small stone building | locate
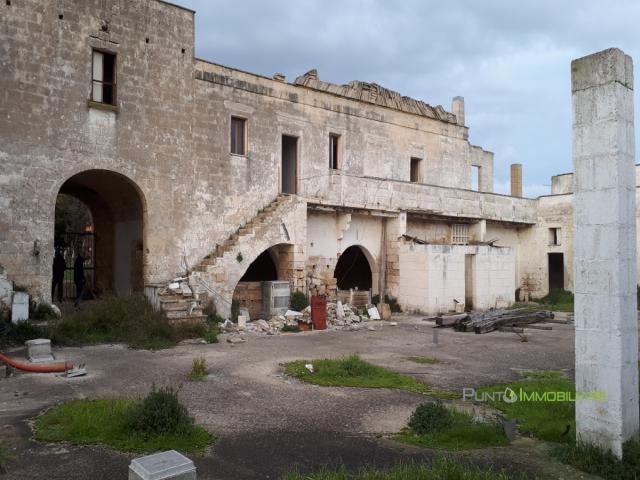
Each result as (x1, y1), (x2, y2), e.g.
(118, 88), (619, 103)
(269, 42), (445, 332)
(0, 0), (584, 318)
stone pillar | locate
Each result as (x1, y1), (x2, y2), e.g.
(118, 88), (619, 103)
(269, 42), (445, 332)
(510, 164), (522, 197)
(452, 96), (465, 126)
(572, 48), (638, 458)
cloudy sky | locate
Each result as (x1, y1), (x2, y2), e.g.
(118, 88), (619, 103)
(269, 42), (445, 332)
(178, 0), (639, 198)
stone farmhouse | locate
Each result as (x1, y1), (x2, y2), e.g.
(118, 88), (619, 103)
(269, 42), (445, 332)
(0, 0), (613, 320)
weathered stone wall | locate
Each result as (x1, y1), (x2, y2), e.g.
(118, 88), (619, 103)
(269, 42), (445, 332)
(0, 0), (196, 299)
(314, 174), (537, 224)
(232, 281), (263, 319)
(305, 211), (381, 299)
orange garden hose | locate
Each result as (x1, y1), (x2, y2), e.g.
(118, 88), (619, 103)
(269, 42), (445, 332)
(0, 352), (72, 373)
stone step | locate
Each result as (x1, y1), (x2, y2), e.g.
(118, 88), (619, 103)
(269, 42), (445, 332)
(159, 294), (193, 302)
(168, 315), (208, 327)
(166, 308), (204, 319)
(161, 301), (200, 312)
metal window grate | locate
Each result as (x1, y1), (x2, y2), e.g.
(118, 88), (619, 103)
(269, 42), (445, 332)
(452, 224), (469, 245)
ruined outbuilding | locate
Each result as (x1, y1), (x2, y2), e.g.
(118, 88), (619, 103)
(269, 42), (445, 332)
(0, 0), (602, 318)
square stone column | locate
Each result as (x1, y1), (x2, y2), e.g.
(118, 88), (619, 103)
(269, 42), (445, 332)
(572, 48), (639, 458)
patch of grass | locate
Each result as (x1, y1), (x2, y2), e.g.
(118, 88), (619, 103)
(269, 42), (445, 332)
(553, 439), (640, 480)
(35, 394), (212, 453)
(479, 371), (575, 443)
(187, 357), (207, 381)
(533, 289), (574, 312)
(203, 327), (218, 344)
(284, 355), (456, 398)
(126, 386), (195, 438)
(395, 402), (508, 451)
(407, 402), (454, 434)
(50, 295), (206, 349)
(281, 457), (522, 480)
(0, 319), (49, 347)
(406, 356), (440, 365)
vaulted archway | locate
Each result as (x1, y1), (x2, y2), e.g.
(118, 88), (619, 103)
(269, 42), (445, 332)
(53, 169), (145, 300)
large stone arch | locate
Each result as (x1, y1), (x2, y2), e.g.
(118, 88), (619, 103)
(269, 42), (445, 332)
(231, 243), (295, 318)
(334, 244), (379, 294)
(53, 169), (147, 299)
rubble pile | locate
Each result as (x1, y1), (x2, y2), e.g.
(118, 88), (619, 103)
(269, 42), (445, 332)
(326, 301), (363, 327)
(218, 301), (385, 339)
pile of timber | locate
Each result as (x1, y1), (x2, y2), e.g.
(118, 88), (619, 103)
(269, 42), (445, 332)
(431, 308), (554, 334)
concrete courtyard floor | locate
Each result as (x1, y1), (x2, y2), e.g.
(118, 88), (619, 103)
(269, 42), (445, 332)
(0, 314), (597, 479)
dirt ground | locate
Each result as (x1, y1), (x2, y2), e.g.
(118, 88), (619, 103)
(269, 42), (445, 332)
(0, 313), (597, 479)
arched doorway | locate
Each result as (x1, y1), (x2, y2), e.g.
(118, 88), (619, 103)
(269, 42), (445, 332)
(239, 250), (278, 282)
(232, 244), (292, 319)
(334, 245), (373, 291)
(53, 170), (145, 300)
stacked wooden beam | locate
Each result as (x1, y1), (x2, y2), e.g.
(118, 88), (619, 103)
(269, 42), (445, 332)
(430, 309), (554, 334)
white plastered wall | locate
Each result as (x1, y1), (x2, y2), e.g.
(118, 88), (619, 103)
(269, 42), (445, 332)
(398, 243), (515, 314)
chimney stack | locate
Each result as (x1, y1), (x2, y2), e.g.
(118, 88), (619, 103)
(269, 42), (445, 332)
(510, 163), (523, 197)
(452, 96), (465, 126)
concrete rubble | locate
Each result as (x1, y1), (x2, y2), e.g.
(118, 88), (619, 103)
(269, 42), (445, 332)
(217, 301), (389, 339)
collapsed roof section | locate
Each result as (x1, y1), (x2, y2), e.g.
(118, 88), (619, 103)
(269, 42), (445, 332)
(294, 69), (457, 124)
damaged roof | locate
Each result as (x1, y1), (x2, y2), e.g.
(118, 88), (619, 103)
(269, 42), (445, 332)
(294, 69), (457, 124)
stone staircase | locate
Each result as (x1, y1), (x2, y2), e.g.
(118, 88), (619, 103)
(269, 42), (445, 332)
(152, 194), (304, 323)
(192, 194), (293, 275)
(189, 193), (306, 317)
(156, 283), (207, 325)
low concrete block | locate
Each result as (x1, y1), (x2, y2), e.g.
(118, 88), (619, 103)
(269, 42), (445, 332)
(25, 338), (55, 363)
(129, 450), (196, 480)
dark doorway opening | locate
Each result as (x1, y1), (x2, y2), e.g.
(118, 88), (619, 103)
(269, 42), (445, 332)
(282, 135), (297, 194)
(464, 254), (475, 310)
(334, 246), (372, 290)
(54, 170), (145, 301)
(240, 250), (278, 282)
(548, 253), (564, 291)
(53, 195), (95, 301)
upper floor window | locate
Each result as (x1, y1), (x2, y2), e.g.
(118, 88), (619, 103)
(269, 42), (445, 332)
(549, 227), (561, 246)
(91, 49), (116, 105)
(471, 165), (480, 191)
(410, 157), (422, 183)
(230, 116), (247, 155)
(329, 133), (340, 169)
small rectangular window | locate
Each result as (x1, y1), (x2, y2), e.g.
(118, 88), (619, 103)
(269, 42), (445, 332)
(91, 49), (116, 105)
(452, 224), (469, 245)
(471, 165), (480, 191)
(549, 227), (560, 246)
(410, 157), (422, 183)
(230, 117), (247, 155)
(329, 133), (340, 170)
